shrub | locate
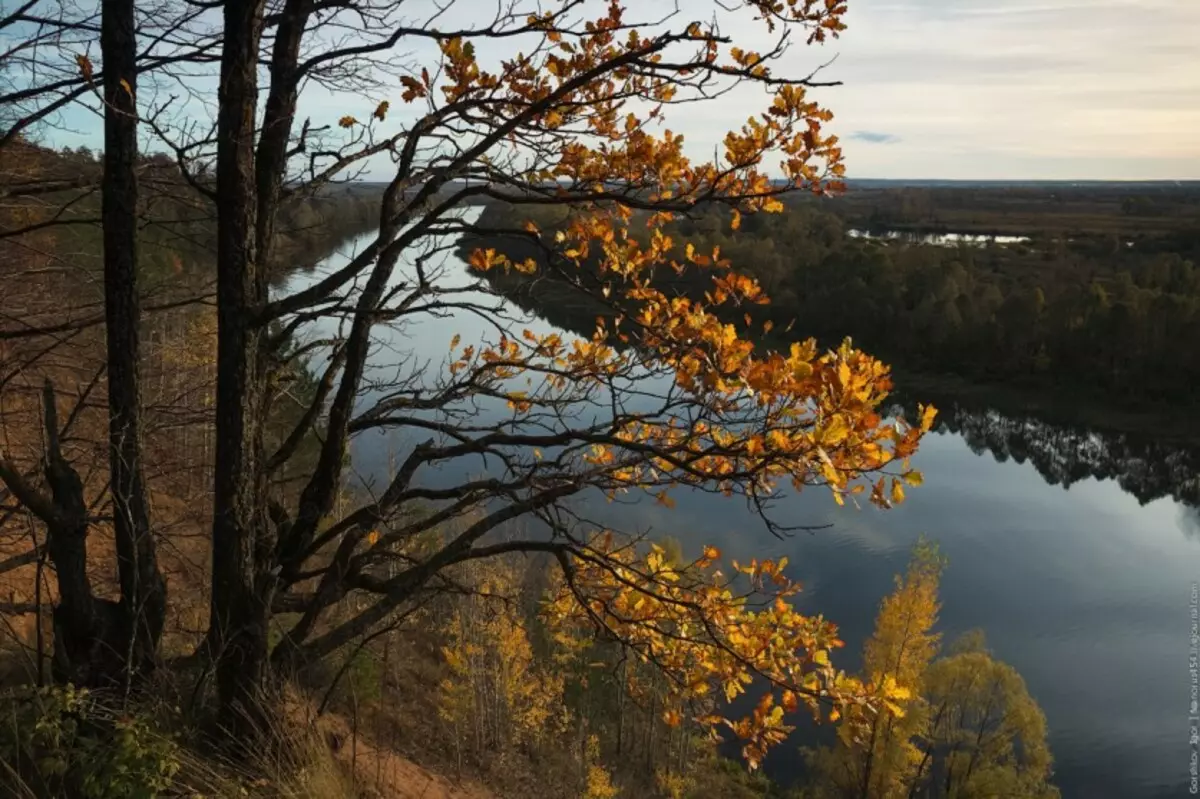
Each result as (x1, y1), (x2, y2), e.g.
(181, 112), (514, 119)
(0, 684), (180, 799)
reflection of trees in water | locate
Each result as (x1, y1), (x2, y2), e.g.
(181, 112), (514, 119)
(457, 224), (1200, 511)
(894, 396), (1200, 508)
(493, 275), (1200, 510)
(1178, 507), (1200, 541)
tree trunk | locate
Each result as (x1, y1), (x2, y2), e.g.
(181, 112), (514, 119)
(38, 384), (126, 686)
(101, 0), (166, 683)
(211, 0), (272, 737)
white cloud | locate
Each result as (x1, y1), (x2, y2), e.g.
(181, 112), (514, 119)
(28, 0), (1200, 180)
(823, 0), (1200, 178)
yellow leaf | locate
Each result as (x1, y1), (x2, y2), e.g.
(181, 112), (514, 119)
(837, 361), (851, 388)
(366, 530), (380, 546)
(890, 480), (905, 504)
(822, 415), (849, 446)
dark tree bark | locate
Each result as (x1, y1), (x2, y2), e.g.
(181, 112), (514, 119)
(209, 0), (320, 732)
(211, 0), (272, 731)
(42, 385), (126, 687)
(0, 384), (125, 687)
(101, 0), (166, 682)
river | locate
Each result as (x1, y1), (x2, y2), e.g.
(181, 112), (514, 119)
(280, 227), (1199, 799)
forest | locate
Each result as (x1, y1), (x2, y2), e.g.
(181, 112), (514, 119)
(462, 187), (1200, 411)
(0, 1), (1068, 798)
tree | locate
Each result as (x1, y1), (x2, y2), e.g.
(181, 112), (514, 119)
(914, 634), (1059, 799)
(189, 0), (936, 748)
(6, 0), (939, 758)
(100, 0), (167, 682)
(0, 0), (175, 688)
(806, 541), (944, 798)
(805, 551), (1058, 799)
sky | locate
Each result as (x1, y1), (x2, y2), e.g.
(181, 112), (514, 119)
(23, 0), (1200, 181)
(700, 0), (1200, 180)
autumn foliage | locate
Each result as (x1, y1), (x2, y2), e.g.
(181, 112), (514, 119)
(0, 0), (943, 780)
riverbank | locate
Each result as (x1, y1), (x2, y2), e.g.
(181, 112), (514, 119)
(891, 368), (1200, 446)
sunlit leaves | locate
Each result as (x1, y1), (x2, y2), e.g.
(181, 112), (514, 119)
(807, 542), (944, 795)
(373, 0), (931, 771)
(75, 53), (93, 82)
(543, 537), (908, 769)
(399, 75), (426, 103)
(439, 560), (565, 751)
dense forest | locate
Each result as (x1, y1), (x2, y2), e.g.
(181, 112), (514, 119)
(462, 188), (1200, 408)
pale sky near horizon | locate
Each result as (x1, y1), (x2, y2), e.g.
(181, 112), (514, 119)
(24, 0), (1200, 181)
(812, 0), (1199, 180)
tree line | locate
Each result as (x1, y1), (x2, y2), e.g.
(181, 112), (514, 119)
(464, 198), (1200, 406)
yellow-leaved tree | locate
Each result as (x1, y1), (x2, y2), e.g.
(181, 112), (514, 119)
(438, 557), (566, 760)
(805, 540), (943, 797)
(0, 0), (940, 758)
(199, 0), (938, 751)
(917, 633), (1059, 799)
(806, 547), (1059, 798)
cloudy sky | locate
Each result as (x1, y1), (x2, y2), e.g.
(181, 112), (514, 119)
(28, 0), (1200, 181)
(807, 0), (1199, 179)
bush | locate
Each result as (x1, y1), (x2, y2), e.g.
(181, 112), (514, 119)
(0, 684), (180, 799)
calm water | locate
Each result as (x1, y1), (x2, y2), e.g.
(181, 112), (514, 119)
(282, 229), (1199, 798)
(848, 228), (1031, 246)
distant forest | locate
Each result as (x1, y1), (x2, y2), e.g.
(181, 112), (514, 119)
(460, 185), (1200, 407)
(12, 141), (383, 283)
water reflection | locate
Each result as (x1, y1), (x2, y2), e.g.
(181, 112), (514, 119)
(847, 228), (1030, 246)
(890, 395), (1200, 509)
(283, 229), (1197, 799)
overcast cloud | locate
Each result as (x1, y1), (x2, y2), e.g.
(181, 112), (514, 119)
(653, 0), (1198, 179)
(791, 0), (1199, 179)
(32, 0), (1200, 180)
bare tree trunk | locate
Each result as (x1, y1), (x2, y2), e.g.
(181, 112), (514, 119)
(11, 384), (128, 687)
(211, 0), (272, 735)
(207, 0), (318, 738)
(101, 0), (166, 683)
